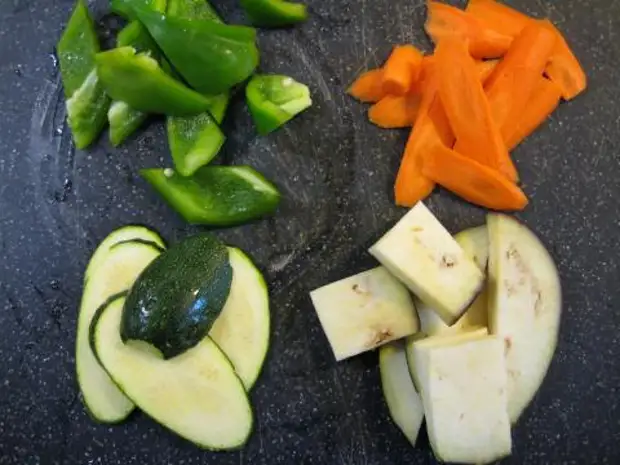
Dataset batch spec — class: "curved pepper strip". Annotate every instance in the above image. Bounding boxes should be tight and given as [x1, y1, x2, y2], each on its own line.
[141, 166, 281, 226]
[57, 0, 110, 149]
[111, 0, 167, 19]
[96, 47, 212, 116]
[246, 74, 312, 135]
[240, 0, 308, 27]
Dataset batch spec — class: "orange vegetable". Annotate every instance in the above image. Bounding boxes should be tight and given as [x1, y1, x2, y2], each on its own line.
[505, 77, 562, 150]
[425, 1, 513, 59]
[476, 59, 499, 84]
[466, 0, 530, 38]
[347, 69, 385, 103]
[435, 37, 518, 181]
[382, 45, 424, 95]
[542, 20, 587, 100]
[485, 22, 557, 141]
[423, 143, 528, 211]
[368, 94, 422, 129]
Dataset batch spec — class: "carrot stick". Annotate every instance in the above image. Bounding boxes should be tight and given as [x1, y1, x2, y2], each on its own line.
[466, 0, 530, 38]
[368, 94, 422, 129]
[382, 45, 424, 96]
[347, 69, 386, 103]
[476, 59, 499, 85]
[485, 21, 557, 142]
[425, 1, 513, 59]
[505, 77, 562, 150]
[435, 37, 518, 182]
[542, 20, 587, 100]
[423, 143, 528, 211]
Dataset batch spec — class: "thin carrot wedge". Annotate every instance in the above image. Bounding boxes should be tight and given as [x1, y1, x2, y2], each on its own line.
[369, 94, 422, 129]
[435, 37, 518, 182]
[425, 1, 513, 59]
[542, 20, 587, 100]
[347, 69, 386, 103]
[505, 77, 562, 150]
[485, 22, 557, 141]
[382, 45, 424, 95]
[423, 143, 528, 211]
[476, 59, 499, 84]
[466, 0, 530, 38]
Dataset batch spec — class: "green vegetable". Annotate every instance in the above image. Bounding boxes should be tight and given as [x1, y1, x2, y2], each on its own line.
[121, 234, 233, 359]
[246, 74, 312, 135]
[91, 295, 253, 449]
[240, 0, 308, 27]
[141, 166, 281, 226]
[135, 5, 260, 95]
[111, 0, 167, 19]
[77, 238, 163, 423]
[57, 0, 110, 148]
[96, 47, 212, 116]
[167, 0, 221, 20]
[108, 101, 148, 146]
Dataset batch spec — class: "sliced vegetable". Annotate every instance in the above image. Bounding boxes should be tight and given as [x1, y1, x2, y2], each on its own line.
[96, 47, 213, 116]
[485, 22, 557, 142]
[425, 1, 513, 59]
[379, 341, 424, 446]
[381, 45, 424, 96]
[246, 74, 312, 135]
[240, 0, 308, 28]
[466, 0, 530, 38]
[77, 239, 162, 422]
[167, 0, 222, 20]
[422, 143, 528, 211]
[121, 234, 233, 359]
[435, 37, 517, 182]
[368, 94, 421, 129]
[135, 6, 259, 95]
[476, 58, 499, 84]
[505, 77, 562, 151]
[210, 248, 270, 390]
[167, 113, 225, 176]
[111, 0, 168, 19]
[369, 202, 484, 325]
[347, 69, 386, 103]
[309, 267, 419, 361]
[487, 214, 562, 423]
[91, 295, 253, 449]
[141, 166, 281, 226]
[57, 0, 109, 149]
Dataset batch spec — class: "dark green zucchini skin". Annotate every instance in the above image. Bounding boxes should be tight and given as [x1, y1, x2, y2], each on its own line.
[120, 234, 232, 359]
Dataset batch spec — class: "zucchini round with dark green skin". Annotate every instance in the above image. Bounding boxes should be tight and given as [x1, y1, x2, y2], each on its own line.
[121, 234, 233, 359]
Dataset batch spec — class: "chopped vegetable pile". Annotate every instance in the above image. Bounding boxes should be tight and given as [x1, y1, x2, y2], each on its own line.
[347, 0, 586, 211]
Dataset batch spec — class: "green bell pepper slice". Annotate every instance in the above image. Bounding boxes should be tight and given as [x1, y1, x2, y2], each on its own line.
[134, 5, 259, 95]
[141, 166, 281, 226]
[57, 0, 110, 149]
[96, 47, 212, 116]
[167, 0, 221, 20]
[111, 0, 167, 19]
[246, 74, 312, 135]
[239, 0, 308, 27]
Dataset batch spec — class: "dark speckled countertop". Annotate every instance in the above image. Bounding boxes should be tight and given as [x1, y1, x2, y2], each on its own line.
[1, 0, 619, 463]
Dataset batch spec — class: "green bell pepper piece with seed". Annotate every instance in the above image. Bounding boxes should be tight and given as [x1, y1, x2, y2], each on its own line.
[58, 0, 110, 149]
[246, 74, 312, 135]
[141, 166, 281, 226]
[96, 47, 212, 116]
[240, 0, 308, 27]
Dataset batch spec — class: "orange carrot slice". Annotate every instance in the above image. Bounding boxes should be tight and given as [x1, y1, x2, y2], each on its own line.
[485, 21, 557, 141]
[542, 20, 587, 100]
[347, 69, 385, 103]
[476, 59, 499, 84]
[435, 37, 518, 181]
[505, 77, 562, 150]
[368, 94, 422, 129]
[425, 1, 513, 59]
[466, 0, 530, 38]
[382, 45, 424, 95]
[423, 143, 528, 211]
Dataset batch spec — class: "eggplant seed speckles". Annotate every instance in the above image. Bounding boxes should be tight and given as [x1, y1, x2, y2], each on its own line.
[440, 254, 457, 268]
[368, 328, 393, 348]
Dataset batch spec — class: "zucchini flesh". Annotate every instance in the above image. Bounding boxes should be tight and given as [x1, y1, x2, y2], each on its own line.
[85, 225, 164, 282]
[77, 240, 162, 423]
[209, 248, 270, 390]
[91, 296, 253, 449]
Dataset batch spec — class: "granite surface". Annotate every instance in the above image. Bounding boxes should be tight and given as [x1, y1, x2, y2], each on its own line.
[1, 0, 619, 463]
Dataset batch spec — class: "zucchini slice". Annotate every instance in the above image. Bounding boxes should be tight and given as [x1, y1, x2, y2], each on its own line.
[209, 248, 270, 390]
[85, 225, 165, 282]
[77, 239, 163, 423]
[379, 341, 424, 446]
[91, 296, 254, 449]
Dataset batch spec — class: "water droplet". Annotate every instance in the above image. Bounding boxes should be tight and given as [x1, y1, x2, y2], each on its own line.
[49, 52, 58, 69]
[55, 126, 63, 136]
[13, 66, 22, 77]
